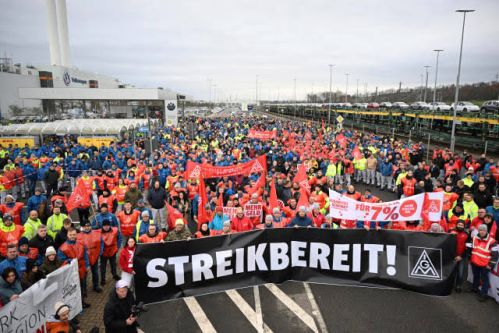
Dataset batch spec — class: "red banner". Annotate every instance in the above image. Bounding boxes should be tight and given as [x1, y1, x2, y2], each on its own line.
[247, 130, 277, 140]
[186, 155, 267, 179]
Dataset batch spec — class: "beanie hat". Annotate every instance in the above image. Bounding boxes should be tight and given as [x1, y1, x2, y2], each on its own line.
[18, 237, 29, 247]
[175, 218, 184, 226]
[45, 246, 57, 256]
[54, 302, 70, 317]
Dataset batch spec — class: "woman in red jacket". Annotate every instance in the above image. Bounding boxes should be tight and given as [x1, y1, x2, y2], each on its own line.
[118, 236, 136, 287]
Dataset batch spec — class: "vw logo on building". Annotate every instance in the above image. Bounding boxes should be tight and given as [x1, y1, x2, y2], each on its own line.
[63, 71, 71, 86]
[167, 102, 176, 111]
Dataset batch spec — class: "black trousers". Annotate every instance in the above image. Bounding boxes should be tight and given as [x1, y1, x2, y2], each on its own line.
[100, 254, 117, 281]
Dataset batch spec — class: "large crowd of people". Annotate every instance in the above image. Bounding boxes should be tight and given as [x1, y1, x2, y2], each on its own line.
[0, 114, 497, 324]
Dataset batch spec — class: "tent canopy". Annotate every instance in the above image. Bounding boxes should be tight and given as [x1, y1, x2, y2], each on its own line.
[0, 119, 156, 136]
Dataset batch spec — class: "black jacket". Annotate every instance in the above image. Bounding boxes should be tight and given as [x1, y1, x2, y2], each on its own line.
[29, 234, 54, 257]
[44, 169, 59, 185]
[147, 187, 167, 209]
[103, 289, 139, 333]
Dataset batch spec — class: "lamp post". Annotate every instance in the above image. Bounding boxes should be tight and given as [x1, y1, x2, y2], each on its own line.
[255, 75, 259, 112]
[450, 9, 475, 152]
[328, 64, 334, 125]
[345, 73, 350, 103]
[293, 78, 297, 119]
[432, 49, 444, 109]
[423, 65, 431, 102]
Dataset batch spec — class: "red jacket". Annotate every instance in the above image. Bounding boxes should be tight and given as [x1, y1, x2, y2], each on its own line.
[0, 203, 24, 225]
[77, 230, 102, 266]
[451, 230, 469, 257]
[119, 247, 135, 273]
[138, 232, 167, 243]
[102, 227, 119, 257]
[310, 212, 325, 228]
[231, 215, 254, 232]
[117, 210, 140, 237]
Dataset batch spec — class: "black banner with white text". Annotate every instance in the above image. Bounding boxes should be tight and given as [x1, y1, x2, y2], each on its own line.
[134, 229, 456, 304]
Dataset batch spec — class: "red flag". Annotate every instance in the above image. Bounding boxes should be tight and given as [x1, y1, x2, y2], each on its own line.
[166, 202, 184, 230]
[247, 172, 266, 196]
[197, 177, 209, 225]
[352, 146, 362, 160]
[269, 177, 279, 211]
[218, 191, 224, 208]
[293, 164, 311, 194]
[297, 187, 309, 210]
[66, 182, 90, 212]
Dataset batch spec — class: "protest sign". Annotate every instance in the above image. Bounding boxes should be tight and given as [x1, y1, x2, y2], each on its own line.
[134, 228, 456, 303]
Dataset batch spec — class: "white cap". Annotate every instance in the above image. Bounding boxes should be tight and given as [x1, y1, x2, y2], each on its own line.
[116, 280, 129, 289]
[45, 246, 56, 256]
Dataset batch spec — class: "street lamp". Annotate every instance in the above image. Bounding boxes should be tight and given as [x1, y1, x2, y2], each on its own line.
[432, 49, 444, 109]
[450, 9, 475, 152]
[345, 73, 350, 103]
[423, 65, 431, 102]
[293, 78, 297, 119]
[328, 64, 334, 125]
[255, 75, 259, 112]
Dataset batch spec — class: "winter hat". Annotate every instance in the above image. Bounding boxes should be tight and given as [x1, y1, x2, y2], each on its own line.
[54, 302, 70, 317]
[45, 246, 57, 256]
[18, 237, 29, 247]
[216, 206, 223, 213]
[175, 218, 184, 226]
[26, 259, 38, 271]
[102, 219, 111, 226]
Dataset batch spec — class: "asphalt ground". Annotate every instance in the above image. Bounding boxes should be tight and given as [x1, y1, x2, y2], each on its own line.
[139, 281, 499, 333]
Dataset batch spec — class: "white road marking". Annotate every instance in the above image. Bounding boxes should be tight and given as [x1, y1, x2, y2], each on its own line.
[265, 283, 319, 333]
[304, 282, 329, 333]
[254, 286, 265, 333]
[184, 297, 217, 333]
[225, 289, 273, 333]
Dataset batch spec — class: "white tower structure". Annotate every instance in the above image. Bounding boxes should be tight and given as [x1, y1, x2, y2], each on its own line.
[45, 0, 71, 67]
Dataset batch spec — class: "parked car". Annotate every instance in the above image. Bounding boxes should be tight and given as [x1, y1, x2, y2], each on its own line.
[480, 100, 499, 113]
[343, 103, 352, 109]
[392, 102, 409, 110]
[450, 101, 480, 112]
[367, 102, 379, 110]
[410, 102, 428, 110]
[425, 102, 451, 112]
[380, 102, 392, 108]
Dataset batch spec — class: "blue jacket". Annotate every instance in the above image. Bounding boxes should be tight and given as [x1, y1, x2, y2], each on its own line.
[209, 214, 229, 231]
[27, 194, 48, 213]
[92, 212, 119, 230]
[380, 161, 393, 177]
[133, 219, 153, 240]
[485, 206, 499, 225]
[288, 215, 313, 227]
[0, 256, 27, 278]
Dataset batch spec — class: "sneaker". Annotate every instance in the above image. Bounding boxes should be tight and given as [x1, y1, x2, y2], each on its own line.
[455, 286, 462, 293]
[82, 302, 91, 309]
[478, 294, 488, 302]
[93, 287, 103, 293]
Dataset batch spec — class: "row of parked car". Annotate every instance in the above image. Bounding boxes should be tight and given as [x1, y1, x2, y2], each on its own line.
[343, 100, 498, 113]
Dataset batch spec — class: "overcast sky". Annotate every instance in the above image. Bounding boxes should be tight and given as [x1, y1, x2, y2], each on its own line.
[1, 0, 498, 101]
